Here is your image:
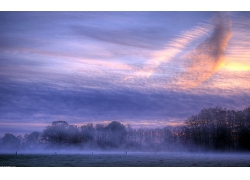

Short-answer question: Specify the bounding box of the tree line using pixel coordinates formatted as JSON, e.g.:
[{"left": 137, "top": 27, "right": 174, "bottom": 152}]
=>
[{"left": 0, "top": 106, "right": 249, "bottom": 152}]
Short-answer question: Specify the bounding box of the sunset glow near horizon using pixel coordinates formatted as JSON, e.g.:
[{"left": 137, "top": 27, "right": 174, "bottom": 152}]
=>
[{"left": 0, "top": 12, "right": 250, "bottom": 136}]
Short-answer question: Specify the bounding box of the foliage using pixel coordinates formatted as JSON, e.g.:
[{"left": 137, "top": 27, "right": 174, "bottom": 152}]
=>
[
  {"left": 1, "top": 106, "right": 250, "bottom": 151},
  {"left": 0, "top": 133, "right": 20, "bottom": 150}
]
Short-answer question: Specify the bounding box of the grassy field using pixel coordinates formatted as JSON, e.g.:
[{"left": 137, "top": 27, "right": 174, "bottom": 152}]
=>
[{"left": 1, "top": 152, "right": 250, "bottom": 167}]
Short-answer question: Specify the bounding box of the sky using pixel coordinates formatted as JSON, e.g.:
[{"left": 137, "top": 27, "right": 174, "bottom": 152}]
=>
[{"left": 0, "top": 11, "right": 250, "bottom": 136}]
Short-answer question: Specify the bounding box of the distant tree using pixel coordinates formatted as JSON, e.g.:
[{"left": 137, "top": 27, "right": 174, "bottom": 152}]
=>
[
  {"left": 163, "top": 126, "right": 182, "bottom": 151},
  {"left": 95, "top": 123, "right": 107, "bottom": 148},
  {"left": 1, "top": 133, "right": 20, "bottom": 150},
  {"left": 243, "top": 107, "right": 250, "bottom": 150},
  {"left": 236, "top": 108, "right": 250, "bottom": 150},
  {"left": 105, "top": 121, "right": 127, "bottom": 148},
  {"left": 66, "top": 125, "right": 82, "bottom": 146},
  {"left": 52, "top": 121, "right": 68, "bottom": 126},
  {"left": 125, "top": 124, "right": 141, "bottom": 150},
  {"left": 80, "top": 123, "right": 95, "bottom": 147},
  {"left": 41, "top": 121, "right": 69, "bottom": 148},
  {"left": 1, "top": 105, "right": 250, "bottom": 152},
  {"left": 183, "top": 106, "right": 250, "bottom": 152},
  {"left": 24, "top": 131, "right": 40, "bottom": 149}
]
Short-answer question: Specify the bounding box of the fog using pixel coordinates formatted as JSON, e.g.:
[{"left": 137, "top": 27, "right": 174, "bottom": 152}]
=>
[
  {"left": 1, "top": 150, "right": 250, "bottom": 167},
  {"left": 1, "top": 106, "right": 250, "bottom": 156}
]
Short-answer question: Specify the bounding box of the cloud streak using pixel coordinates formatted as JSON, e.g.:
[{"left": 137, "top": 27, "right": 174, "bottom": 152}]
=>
[
  {"left": 169, "top": 12, "right": 232, "bottom": 89},
  {"left": 124, "top": 24, "right": 211, "bottom": 79}
]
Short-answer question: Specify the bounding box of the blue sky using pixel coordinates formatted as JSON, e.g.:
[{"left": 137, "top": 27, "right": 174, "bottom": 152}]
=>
[{"left": 1, "top": 11, "right": 250, "bottom": 135}]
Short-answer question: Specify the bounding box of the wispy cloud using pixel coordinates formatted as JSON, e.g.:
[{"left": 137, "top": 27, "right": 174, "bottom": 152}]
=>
[
  {"left": 123, "top": 23, "right": 211, "bottom": 79},
  {"left": 223, "top": 15, "right": 250, "bottom": 72},
  {"left": 168, "top": 12, "right": 232, "bottom": 89}
]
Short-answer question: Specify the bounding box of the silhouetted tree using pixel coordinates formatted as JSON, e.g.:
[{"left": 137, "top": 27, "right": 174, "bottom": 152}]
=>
[
  {"left": 95, "top": 123, "right": 106, "bottom": 148},
  {"left": 105, "top": 121, "right": 127, "bottom": 148},
  {"left": 2, "top": 106, "right": 250, "bottom": 152},
  {"left": 66, "top": 125, "right": 82, "bottom": 146},
  {"left": 184, "top": 106, "right": 250, "bottom": 152},
  {"left": 41, "top": 121, "right": 70, "bottom": 148},
  {"left": 80, "top": 123, "right": 95, "bottom": 145},
  {"left": 24, "top": 131, "right": 41, "bottom": 149}
]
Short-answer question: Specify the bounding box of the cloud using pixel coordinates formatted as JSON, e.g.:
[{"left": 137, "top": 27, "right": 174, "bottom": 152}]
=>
[
  {"left": 71, "top": 12, "right": 180, "bottom": 51},
  {"left": 123, "top": 23, "right": 211, "bottom": 79},
  {"left": 1, "top": 79, "right": 249, "bottom": 127},
  {"left": 168, "top": 12, "right": 232, "bottom": 89},
  {"left": 1, "top": 12, "right": 250, "bottom": 136},
  {"left": 0, "top": 122, "right": 49, "bottom": 136},
  {"left": 223, "top": 13, "right": 250, "bottom": 72}
]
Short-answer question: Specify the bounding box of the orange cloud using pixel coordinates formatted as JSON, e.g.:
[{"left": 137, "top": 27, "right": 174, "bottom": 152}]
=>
[{"left": 169, "top": 12, "right": 232, "bottom": 90}]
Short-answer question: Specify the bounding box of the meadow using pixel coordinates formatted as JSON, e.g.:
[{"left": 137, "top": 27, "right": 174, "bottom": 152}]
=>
[{"left": 1, "top": 152, "right": 250, "bottom": 167}]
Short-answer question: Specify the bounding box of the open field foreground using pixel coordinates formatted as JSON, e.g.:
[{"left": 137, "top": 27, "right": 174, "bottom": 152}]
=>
[{"left": 1, "top": 152, "right": 250, "bottom": 167}]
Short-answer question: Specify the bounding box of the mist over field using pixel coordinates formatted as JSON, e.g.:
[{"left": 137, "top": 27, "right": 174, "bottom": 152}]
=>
[
  {"left": 1, "top": 106, "right": 250, "bottom": 155},
  {"left": 1, "top": 105, "right": 249, "bottom": 167},
  {"left": 1, "top": 152, "right": 250, "bottom": 167}
]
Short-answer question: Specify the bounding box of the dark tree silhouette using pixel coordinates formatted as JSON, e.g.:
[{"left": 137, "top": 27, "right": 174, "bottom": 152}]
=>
[
  {"left": 1, "top": 106, "right": 250, "bottom": 152},
  {"left": 184, "top": 106, "right": 250, "bottom": 152},
  {"left": 41, "top": 121, "right": 71, "bottom": 148},
  {"left": 80, "top": 123, "right": 95, "bottom": 145},
  {"left": 105, "top": 121, "right": 127, "bottom": 148},
  {"left": 66, "top": 125, "right": 82, "bottom": 146}
]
